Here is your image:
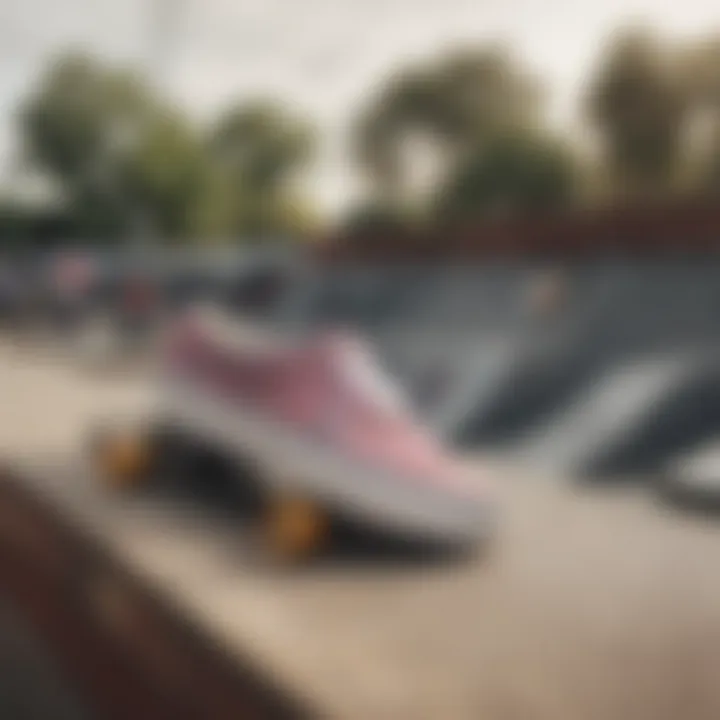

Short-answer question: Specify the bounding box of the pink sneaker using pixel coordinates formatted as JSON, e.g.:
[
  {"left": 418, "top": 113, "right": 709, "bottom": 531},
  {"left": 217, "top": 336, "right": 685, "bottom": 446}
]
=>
[{"left": 159, "top": 308, "right": 496, "bottom": 547}]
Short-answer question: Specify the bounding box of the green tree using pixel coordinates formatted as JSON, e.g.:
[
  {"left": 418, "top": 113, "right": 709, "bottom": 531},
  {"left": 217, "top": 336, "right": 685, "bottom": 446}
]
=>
[
  {"left": 586, "top": 29, "right": 687, "bottom": 196},
  {"left": 22, "top": 53, "right": 150, "bottom": 238},
  {"left": 21, "top": 52, "right": 216, "bottom": 242},
  {"left": 118, "top": 110, "right": 214, "bottom": 241},
  {"left": 355, "top": 46, "right": 543, "bottom": 205},
  {"left": 679, "top": 35, "right": 720, "bottom": 109},
  {"left": 434, "top": 132, "right": 577, "bottom": 222},
  {"left": 677, "top": 35, "right": 720, "bottom": 194},
  {"left": 338, "top": 201, "right": 416, "bottom": 235},
  {"left": 209, "top": 100, "right": 316, "bottom": 238}
]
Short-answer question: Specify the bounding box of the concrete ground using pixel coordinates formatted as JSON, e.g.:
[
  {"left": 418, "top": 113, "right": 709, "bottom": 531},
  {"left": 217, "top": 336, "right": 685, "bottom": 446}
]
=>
[{"left": 1, "top": 338, "right": 720, "bottom": 720}]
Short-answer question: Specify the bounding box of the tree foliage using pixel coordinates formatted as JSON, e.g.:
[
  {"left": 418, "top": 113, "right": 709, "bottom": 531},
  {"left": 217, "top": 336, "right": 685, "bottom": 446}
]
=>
[
  {"left": 21, "top": 52, "right": 209, "bottom": 241},
  {"left": 119, "top": 110, "right": 212, "bottom": 240},
  {"left": 586, "top": 29, "right": 687, "bottom": 195},
  {"left": 211, "top": 100, "right": 314, "bottom": 192},
  {"left": 208, "top": 100, "right": 316, "bottom": 238},
  {"left": 355, "top": 46, "right": 543, "bottom": 203},
  {"left": 676, "top": 35, "right": 720, "bottom": 194},
  {"left": 434, "top": 132, "right": 577, "bottom": 221},
  {"left": 339, "top": 201, "right": 416, "bottom": 235},
  {"left": 20, "top": 55, "right": 319, "bottom": 243},
  {"left": 23, "top": 30, "right": 720, "bottom": 247}
]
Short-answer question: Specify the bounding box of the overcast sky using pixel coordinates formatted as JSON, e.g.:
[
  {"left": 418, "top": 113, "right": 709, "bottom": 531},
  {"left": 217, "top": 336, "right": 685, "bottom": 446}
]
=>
[{"left": 1, "top": 0, "right": 720, "bottom": 214}]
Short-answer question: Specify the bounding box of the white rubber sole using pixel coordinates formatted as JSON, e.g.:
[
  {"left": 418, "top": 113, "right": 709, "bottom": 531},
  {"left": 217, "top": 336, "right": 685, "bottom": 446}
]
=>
[{"left": 158, "top": 375, "right": 496, "bottom": 547}]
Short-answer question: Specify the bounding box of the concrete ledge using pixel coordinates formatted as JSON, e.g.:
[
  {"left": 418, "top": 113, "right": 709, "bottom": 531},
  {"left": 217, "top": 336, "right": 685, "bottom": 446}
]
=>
[{"left": 0, "top": 468, "right": 312, "bottom": 720}]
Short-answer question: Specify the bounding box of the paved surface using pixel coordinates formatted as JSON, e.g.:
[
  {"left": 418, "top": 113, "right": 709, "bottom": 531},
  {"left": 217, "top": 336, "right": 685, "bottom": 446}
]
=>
[{"left": 2, "top": 339, "right": 720, "bottom": 720}]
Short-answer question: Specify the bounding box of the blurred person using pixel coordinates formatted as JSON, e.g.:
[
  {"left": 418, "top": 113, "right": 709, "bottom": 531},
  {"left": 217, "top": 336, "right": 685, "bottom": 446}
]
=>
[
  {"left": 526, "top": 267, "right": 569, "bottom": 319},
  {"left": 119, "top": 272, "right": 160, "bottom": 345},
  {"left": 51, "top": 252, "right": 97, "bottom": 334}
]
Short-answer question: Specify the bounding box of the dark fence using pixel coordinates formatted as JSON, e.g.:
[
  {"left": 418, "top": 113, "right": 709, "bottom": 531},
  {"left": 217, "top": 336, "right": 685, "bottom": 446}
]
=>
[{"left": 317, "top": 201, "right": 720, "bottom": 263}]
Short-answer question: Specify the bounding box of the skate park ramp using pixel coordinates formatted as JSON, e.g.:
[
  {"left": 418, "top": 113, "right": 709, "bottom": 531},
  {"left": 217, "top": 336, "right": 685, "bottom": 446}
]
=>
[
  {"left": 371, "top": 332, "right": 521, "bottom": 437},
  {"left": 451, "top": 261, "right": 720, "bottom": 453},
  {"left": 374, "top": 262, "right": 641, "bottom": 447},
  {"left": 284, "top": 262, "right": 539, "bottom": 336},
  {"left": 278, "top": 264, "right": 436, "bottom": 334},
  {"left": 516, "top": 352, "right": 720, "bottom": 477},
  {"left": 369, "top": 265, "right": 536, "bottom": 397}
]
